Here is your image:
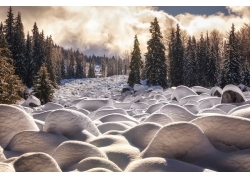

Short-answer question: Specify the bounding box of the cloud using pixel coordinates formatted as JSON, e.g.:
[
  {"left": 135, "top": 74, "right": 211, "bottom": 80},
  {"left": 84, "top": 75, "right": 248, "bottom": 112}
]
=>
[{"left": 0, "top": 6, "right": 249, "bottom": 57}]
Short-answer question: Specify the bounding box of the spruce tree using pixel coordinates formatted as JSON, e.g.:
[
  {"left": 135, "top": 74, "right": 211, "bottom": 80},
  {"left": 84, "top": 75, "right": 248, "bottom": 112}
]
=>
[
  {"left": 168, "top": 28, "right": 175, "bottom": 86},
  {"left": 75, "top": 49, "right": 85, "bottom": 78},
  {"left": 171, "top": 24, "right": 184, "bottom": 87},
  {"left": 101, "top": 55, "right": 106, "bottom": 77},
  {"left": 184, "top": 36, "right": 196, "bottom": 87},
  {"left": 196, "top": 33, "right": 206, "bottom": 86},
  {"left": 0, "top": 27, "right": 24, "bottom": 104},
  {"left": 24, "top": 32, "right": 33, "bottom": 88},
  {"left": 12, "top": 12, "right": 26, "bottom": 82},
  {"left": 88, "top": 57, "right": 95, "bottom": 78},
  {"left": 242, "top": 64, "right": 250, "bottom": 86},
  {"left": 223, "top": 24, "right": 241, "bottom": 85},
  {"left": 67, "top": 48, "right": 75, "bottom": 78},
  {"left": 127, "top": 35, "right": 143, "bottom": 87},
  {"left": 32, "top": 64, "right": 55, "bottom": 105},
  {"left": 144, "top": 17, "right": 167, "bottom": 88},
  {"left": 3, "top": 6, "right": 14, "bottom": 53}
]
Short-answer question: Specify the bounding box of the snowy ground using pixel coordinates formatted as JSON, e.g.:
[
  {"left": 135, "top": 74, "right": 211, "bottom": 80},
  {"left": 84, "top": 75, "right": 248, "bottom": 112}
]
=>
[{"left": 2, "top": 75, "right": 250, "bottom": 172}]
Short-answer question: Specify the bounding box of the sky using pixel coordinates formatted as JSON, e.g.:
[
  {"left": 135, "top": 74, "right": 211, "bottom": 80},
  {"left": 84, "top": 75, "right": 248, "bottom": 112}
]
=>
[{"left": 0, "top": 5, "right": 249, "bottom": 57}]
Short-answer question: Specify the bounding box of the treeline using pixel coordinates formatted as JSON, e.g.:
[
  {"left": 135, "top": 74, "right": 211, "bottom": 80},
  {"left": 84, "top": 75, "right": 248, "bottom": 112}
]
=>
[
  {"left": 165, "top": 22, "right": 250, "bottom": 88},
  {"left": 128, "top": 17, "right": 250, "bottom": 89}
]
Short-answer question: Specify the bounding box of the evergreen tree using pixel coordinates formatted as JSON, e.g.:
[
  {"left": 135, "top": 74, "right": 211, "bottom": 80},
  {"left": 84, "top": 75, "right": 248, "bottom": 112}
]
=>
[
  {"left": 0, "top": 26, "right": 24, "bottom": 104},
  {"left": 3, "top": 6, "right": 14, "bottom": 53},
  {"left": 223, "top": 24, "right": 241, "bottom": 85},
  {"left": 75, "top": 49, "right": 85, "bottom": 78},
  {"left": 242, "top": 64, "right": 250, "bottom": 86},
  {"left": 207, "top": 43, "right": 218, "bottom": 87},
  {"left": 88, "top": 57, "right": 95, "bottom": 78},
  {"left": 168, "top": 28, "right": 175, "bottom": 86},
  {"left": 32, "top": 64, "right": 55, "bottom": 105},
  {"left": 67, "top": 48, "right": 75, "bottom": 78},
  {"left": 24, "top": 32, "right": 33, "bottom": 88},
  {"left": 169, "top": 24, "right": 184, "bottom": 87},
  {"left": 196, "top": 33, "right": 206, "bottom": 86},
  {"left": 127, "top": 35, "right": 143, "bottom": 87},
  {"left": 184, "top": 36, "right": 196, "bottom": 87},
  {"left": 45, "top": 35, "right": 57, "bottom": 88},
  {"left": 144, "top": 17, "right": 167, "bottom": 88},
  {"left": 101, "top": 55, "right": 106, "bottom": 77},
  {"left": 12, "top": 12, "right": 26, "bottom": 82}
]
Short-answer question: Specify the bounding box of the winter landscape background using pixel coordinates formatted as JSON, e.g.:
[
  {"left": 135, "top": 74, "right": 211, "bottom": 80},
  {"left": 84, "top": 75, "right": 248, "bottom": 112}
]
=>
[{"left": 1, "top": 5, "right": 250, "bottom": 173}]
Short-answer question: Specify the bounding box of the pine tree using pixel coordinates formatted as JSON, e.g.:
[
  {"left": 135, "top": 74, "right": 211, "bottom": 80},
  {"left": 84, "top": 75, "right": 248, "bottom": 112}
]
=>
[
  {"left": 0, "top": 26, "right": 24, "bottom": 104},
  {"left": 242, "top": 64, "right": 250, "bottom": 86},
  {"left": 101, "top": 55, "right": 106, "bottom": 77},
  {"left": 168, "top": 28, "right": 175, "bottom": 86},
  {"left": 88, "top": 57, "right": 95, "bottom": 78},
  {"left": 3, "top": 6, "right": 14, "bottom": 53},
  {"left": 184, "top": 36, "right": 196, "bottom": 87},
  {"left": 144, "top": 17, "right": 167, "bottom": 88},
  {"left": 32, "top": 64, "right": 55, "bottom": 105},
  {"left": 127, "top": 35, "right": 143, "bottom": 87},
  {"left": 45, "top": 35, "right": 57, "bottom": 88},
  {"left": 75, "top": 49, "right": 85, "bottom": 78},
  {"left": 207, "top": 43, "right": 218, "bottom": 87},
  {"left": 223, "top": 24, "right": 241, "bottom": 85},
  {"left": 24, "top": 32, "right": 33, "bottom": 88},
  {"left": 197, "top": 33, "right": 206, "bottom": 86},
  {"left": 12, "top": 12, "right": 26, "bottom": 82},
  {"left": 67, "top": 48, "right": 75, "bottom": 78}
]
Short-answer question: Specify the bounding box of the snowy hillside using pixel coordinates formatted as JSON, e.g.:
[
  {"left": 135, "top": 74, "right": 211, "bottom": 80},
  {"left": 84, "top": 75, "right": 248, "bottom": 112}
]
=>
[{"left": 2, "top": 75, "right": 250, "bottom": 172}]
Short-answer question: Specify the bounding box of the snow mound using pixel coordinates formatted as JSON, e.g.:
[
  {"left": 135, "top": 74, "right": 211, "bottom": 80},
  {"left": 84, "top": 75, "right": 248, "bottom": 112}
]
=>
[
  {"left": 91, "top": 136, "right": 140, "bottom": 170},
  {"left": 32, "top": 110, "right": 53, "bottom": 121},
  {"left": 184, "top": 105, "right": 200, "bottom": 114},
  {"left": 142, "top": 122, "right": 217, "bottom": 161},
  {"left": 199, "top": 108, "right": 227, "bottom": 115},
  {"left": 122, "top": 123, "right": 162, "bottom": 150},
  {"left": 76, "top": 98, "right": 113, "bottom": 112},
  {"left": 231, "top": 107, "right": 250, "bottom": 119},
  {"left": 145, "top": 103, "right": 165, "bottom": 114},
  {"left": 0, "top": 162, "right": 15, "bottom": 172},
  {"left": 221, "top": 84, "right": 246, "bottom": 103},
  {"left": 52, "top": 141, "right": 107, "bottom": 171},
  {"left": 212, "top": 104, "right": 236, "bottom": 113},
  {"left": 198, "top": 97, "right": 221, "bottom": 106},
  {"left": 179, "top": 95, "right": 202, "bottom": 106},
  {"left": 43, "top": 102, "right": 63, "bottom": 111},
  {"left": 34, "top": 119, "right": 44, "bottom": 130},
  {"left": 192, "top": 86, "right": 211, "bottom": 95},
  {"left": 5, "top": 131, "right": 68, "bottom": 155},
  {"left": 44, "top": 109, "right": 100, "bottom": 139},
  {"left": 159, "top": 104, "right": 198, "bottom": 122},
  {"left": 13, "top": 152, "right": 61, "bottom": 172},
  {"left": 0, "top": 104, "right": 39, "bottom": 148},
  {"left": 77, "top": 157, "right": 122, "bottom": 172},
  {"left": 211, "top": 86, "right": 222, "bottom": 97},
  {"left": 97, "top": 113, "right": 138, "bottom": 124},
  {"left": 125, "top": 157, "right": 212, "bottom": 172},
  {"left": 114, "top": 102, "right": 131, "bottom": 110},
  {"left": 228, "top": 104, "right": 250, "bottom": 115},
  {"left": 191, "top": 115, "right": 250, "bottom": 150},
  {"left": 84, "top": 167, "right": 112, "bottom": 172},
  {"left": 143, "top": 113, "right": 173, "bottom": 126},
  {"left": 97, "top": 122, "right": 131, "bottom": 134},
  {"left": 131, "top": 102, "right": 149, "bottom": 110},
  {"left": 198, "top": 100, "right": 214, "bottom": 110},
  {"left": 0, "top": 146, "right": 6, "bottom": 162},
  {"left": 171, "top": 86, "right": 197, "bottom": 102},
  {"left": 22, "top": 95, "right": 41, "bottom": 107},
  {"left": 92, "top": 108, "right": 128, "bottom": 120},
  {"left": 154, "top": 94, "right": 166, "bottom": 100}
]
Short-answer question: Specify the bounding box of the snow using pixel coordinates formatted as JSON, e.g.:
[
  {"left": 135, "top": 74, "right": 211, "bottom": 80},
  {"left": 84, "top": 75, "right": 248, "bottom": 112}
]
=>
[
  {"left": 3, "top": 75, "right": 250, "bottom": 172},
  {"left": 44, "top": 109, "right": 100, "bottom": 139},
  {"left": 0, "top": 104, "right": 39, "bottom": 148},
  {"left": 22, "top": 95, "right": 41, "bottom": 107}
]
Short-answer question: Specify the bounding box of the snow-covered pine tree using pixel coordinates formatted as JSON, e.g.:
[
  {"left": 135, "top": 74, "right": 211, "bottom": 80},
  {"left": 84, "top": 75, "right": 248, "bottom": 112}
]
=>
[
  {"left": 101, "top": 55, "right": 106, "bottom": 77},
  {"left": 207, "top": 43, "right": 218, "bottom": 87},
  {"left": 12, "top": 12, "right": 26, "bottom": 82},
  {"left": 241, "top": 64, "right": 250, "bottom": 87},
  {"left": 75, "top": 49, "right": 85, "bottom": 78},
  {"left": 24, "top": 32, "right": 33, "bottom": 88},
  {"left": 184, "top": 36, "right": 197, "bottom": 87},
  {"left": 3, "top": 6, "right": 14, "bottom": 53},
  {"left": 144, "top": 17, "right": 167, "bottom": 88},
  {"left": 88, "top": 57, "right": 95, "bottom": 78},
  {"left": 127, "top": 35, "right": 143, "bottom": 87},
  {"left": 32, "top": 63, "right": 55, "bottom": 105},
  {"left": 45, "top": 35, "right": 58, "bottom": 88},
  {"left": 196, "top": 33, "right": 206, "bottom": 86},
  {"left": 223, "top": 24, "right": 241, "bottom": 85},
  {"left": 171, "top": 24, "right": 184, "bottom": 87},
  {"left": 67, "top": 48, "right": 75, "bottom": 78},
  {"left": 168, "top": 28, "right": 175, "bottom": 86},
  {"left": 0, "top": 27, "right": 24, "bottom": 104}
]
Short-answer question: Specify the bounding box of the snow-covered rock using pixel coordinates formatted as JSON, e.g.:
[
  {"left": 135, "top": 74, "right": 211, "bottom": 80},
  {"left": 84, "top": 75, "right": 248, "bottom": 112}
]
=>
[
  {"left": 22, "top": 95, "right": 41, "bottom": 107},
  {"left": 171, "top": 86, "right": 197, "bottom": 102},
  {"left": 221, "top": 84, "right": 246, "bottom": 103},
  {"left": 143, "top": 113, "right": 173, "bottom": 126},
  {"left": 76, "top": 98, "right": 113, "bottom": 112},
  {"left": 211, "top": 86, "right": 222, "bottom": 97},
  {"left": 192, "top": 86, "right": 211, "bottom": 95},
  {"left": 0, "top": 104, "right": 39, "bottom": 148},
  {"left": 44, "top": 109, "right": 101, "bottom": 140},
  {"left": 97, "top": 113, "right": 138, "bottom": 124},
  {"left": 43, "top": 102, "right": 64, "bottom": 111},
  {"left": 230, "top": 107, "right": 250, "bottom": 119},
  {"left": 97, "top": 122, "right": 131, "bottom": 134}
]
